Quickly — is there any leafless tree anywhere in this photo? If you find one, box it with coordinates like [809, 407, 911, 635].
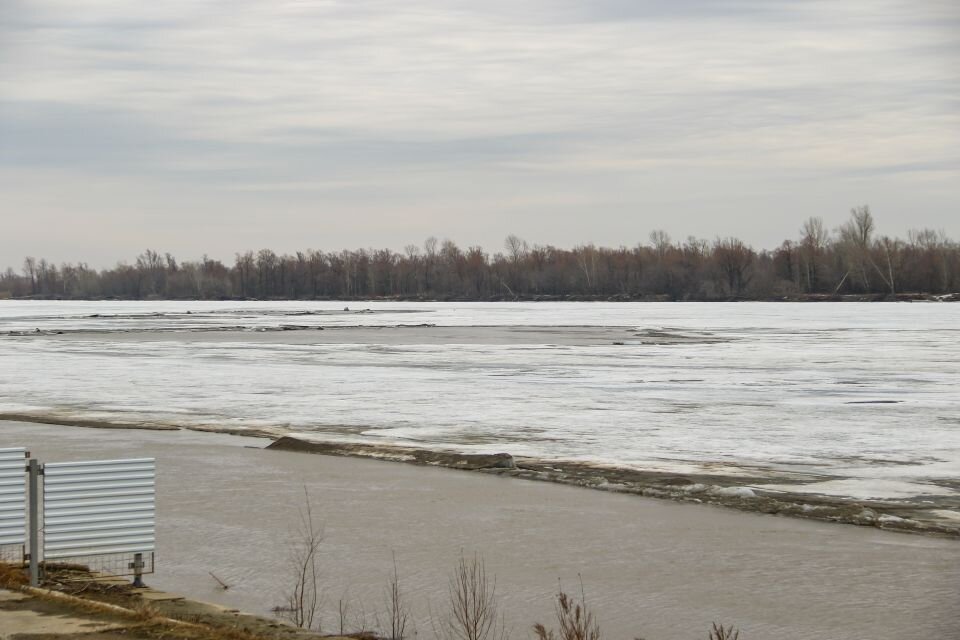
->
[712, 237, 754, 296]
[338, 591, 372, 636]
[22, 257, 37, 295]
[439, 552, 507, 640]
[574, 244, 599, 291]
[6, 213, 960, 299]
[799, 216, 829, 291]
[278, 487, 324, 630]
[649, 230, 672, 261]
[874, 235, 901, 295]
[505, 235, 529, 263]
[381, 554, 410, 640]
[838, 205, 875, 290]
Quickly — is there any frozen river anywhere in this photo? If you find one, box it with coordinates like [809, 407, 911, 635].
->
[1, 300, 958, 505]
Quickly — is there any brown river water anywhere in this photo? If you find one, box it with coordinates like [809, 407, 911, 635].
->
[3, 421, 958, 639]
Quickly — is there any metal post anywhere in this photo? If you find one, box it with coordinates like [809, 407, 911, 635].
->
[131, 553, 144, 587]
[28, 459, 40, 587]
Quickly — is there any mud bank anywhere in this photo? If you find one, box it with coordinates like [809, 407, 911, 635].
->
[268, 437, 960, 537]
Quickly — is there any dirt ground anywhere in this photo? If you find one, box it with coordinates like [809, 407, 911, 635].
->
[0, 566, 346, 640]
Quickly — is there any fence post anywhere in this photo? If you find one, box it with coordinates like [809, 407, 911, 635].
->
[28, 459, 40, 587]
[131, 553, 144, 587]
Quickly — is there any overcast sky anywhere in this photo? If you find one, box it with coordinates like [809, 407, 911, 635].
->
[1, 0, 958, 267]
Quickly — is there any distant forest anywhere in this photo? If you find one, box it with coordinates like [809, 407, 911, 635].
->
[3, 207, 958, 301]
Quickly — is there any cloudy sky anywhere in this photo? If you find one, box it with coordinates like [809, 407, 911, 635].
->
[1, 0, 958, 266]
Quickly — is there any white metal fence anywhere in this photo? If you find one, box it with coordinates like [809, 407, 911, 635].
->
[0, 449, 156, 583]
[0, 448, 26, 555]
[43, 458, 156, 560]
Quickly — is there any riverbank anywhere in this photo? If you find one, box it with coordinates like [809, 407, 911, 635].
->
[3, 420, 958, 639]
[0, 565, 326, 640]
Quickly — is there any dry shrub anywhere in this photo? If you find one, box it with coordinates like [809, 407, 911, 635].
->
[533, 587, 600, 640]
[708, 623, 740, 640]
[130, 599, 164, 623]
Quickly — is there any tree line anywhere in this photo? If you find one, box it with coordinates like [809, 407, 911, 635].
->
[3, 207, 958, 301]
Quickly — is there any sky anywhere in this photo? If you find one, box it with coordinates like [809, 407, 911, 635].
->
[1, 0, 958, 267]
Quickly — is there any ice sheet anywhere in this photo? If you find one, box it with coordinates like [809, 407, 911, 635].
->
[1, 300, 958, 502]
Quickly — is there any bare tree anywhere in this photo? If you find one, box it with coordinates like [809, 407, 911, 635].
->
[799, 217, 829, 291]
[909, 228, 951, 292]
[440, 552, 506, 640]
[712, 238, 754, 296]
[5, 217, 959, 300]
[649, 230, 672, 261]
[874, 235, 901, 295]
[234, 251, 255, 297]
[136, 249, 166, 296]
[423, 236, 439, 292]
[381, 555, 410, 640]
[278, 487, 324, 630]
[338, 591, 371, 636]
[838, 205, 875, 291]
[22, 257, 37, 295]
[503, 235, 529, 294]
[505, 235, 529, 263]
[574, 244, 598, 291]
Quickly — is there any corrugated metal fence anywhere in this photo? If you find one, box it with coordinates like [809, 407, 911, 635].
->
[43, 458, 156, 560]
[0, 447, 26, 548]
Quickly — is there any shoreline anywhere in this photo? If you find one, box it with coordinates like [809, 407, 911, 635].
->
[0, 567, 325, 640]
[3, 414, 956, 538]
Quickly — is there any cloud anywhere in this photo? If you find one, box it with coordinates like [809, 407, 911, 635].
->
[1, 0, 958, 264]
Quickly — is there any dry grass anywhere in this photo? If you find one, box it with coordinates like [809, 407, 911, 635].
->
[533, 584, 746, 640]
[6, 559, 752, 640]
[129, 599, 165, 622]
[25, 586, 286, 640]
[533, 587, 601, 640]
[0, 561, 28, 588]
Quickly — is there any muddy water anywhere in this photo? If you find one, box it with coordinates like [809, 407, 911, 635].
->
[4, 422, 958, 639]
